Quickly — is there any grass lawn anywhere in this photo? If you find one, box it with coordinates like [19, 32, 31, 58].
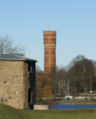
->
[0, 104, 23, 119]
[20, 110, 96, 119]
[0, 103, 96, 119]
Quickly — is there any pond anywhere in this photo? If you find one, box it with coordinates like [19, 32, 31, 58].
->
[49, 104, 96, 110]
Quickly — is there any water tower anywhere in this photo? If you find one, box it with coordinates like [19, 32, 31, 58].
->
[43, 31, 56, 73]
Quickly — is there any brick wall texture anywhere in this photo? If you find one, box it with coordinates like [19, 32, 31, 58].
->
[44, 31, 56, 73]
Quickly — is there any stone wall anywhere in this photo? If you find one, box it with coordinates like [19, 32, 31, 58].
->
[34, 104, 48, 110]
[23, 62, 30, 108]
[0, 60, 29, 109]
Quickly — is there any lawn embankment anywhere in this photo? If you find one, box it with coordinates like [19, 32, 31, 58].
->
[0, 103, 96, 119]
[0, 104, 23, 119]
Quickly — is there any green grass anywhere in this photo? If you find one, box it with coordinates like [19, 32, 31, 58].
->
[0, 103, 96, 119]
[20, 109, 96, 119]
[0, 104, 23, 119]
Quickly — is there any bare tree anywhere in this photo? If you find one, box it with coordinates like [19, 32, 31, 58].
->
[69, 57, 95, 94]
[0, 36, 24, 54]
[50, 68, 68, 96]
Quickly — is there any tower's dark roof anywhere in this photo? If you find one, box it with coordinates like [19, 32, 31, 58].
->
[0, 54, 37, 62]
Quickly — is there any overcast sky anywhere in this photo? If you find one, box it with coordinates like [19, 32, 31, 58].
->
[0, 0, 96, 70]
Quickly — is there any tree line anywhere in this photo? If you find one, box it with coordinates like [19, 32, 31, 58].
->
[36, 55, 96, 103]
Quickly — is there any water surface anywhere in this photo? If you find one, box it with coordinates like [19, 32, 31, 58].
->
[49, 104, 96, 110]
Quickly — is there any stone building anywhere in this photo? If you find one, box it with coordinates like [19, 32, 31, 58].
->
[0, 54, 36, 109]
[43, 31, 56, 73]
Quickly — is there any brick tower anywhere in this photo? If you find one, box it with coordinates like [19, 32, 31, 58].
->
[43, 31, 56, 74]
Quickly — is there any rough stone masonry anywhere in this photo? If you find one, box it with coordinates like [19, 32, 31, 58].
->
[0, 54, 36, 109]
